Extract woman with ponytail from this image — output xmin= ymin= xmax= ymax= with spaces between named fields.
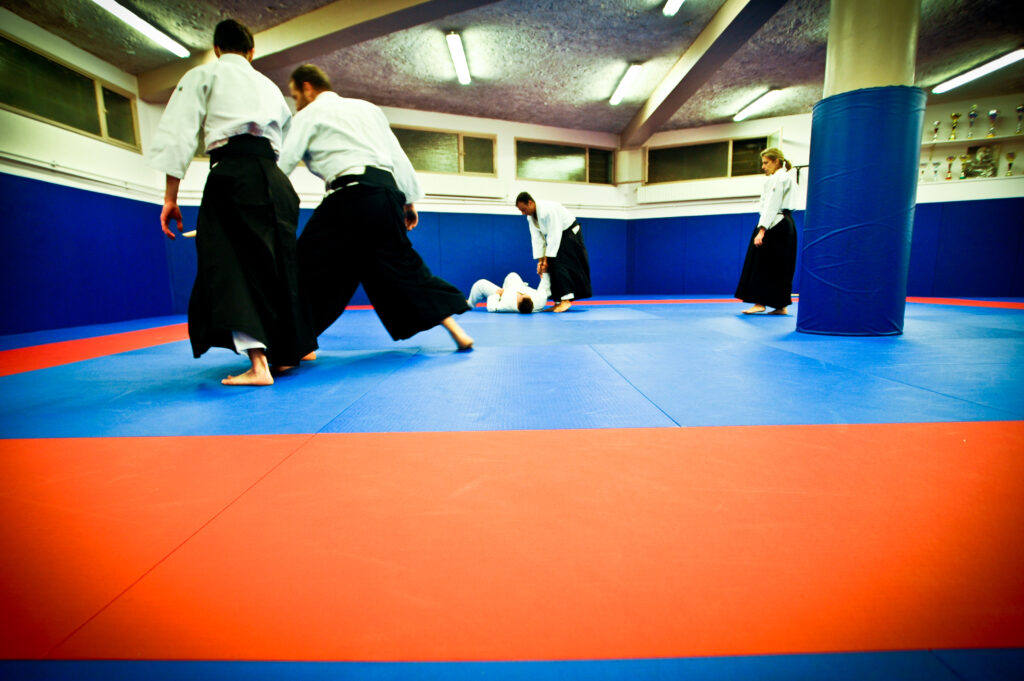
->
xmin=734 ymin=147 xmax=798 ymax=315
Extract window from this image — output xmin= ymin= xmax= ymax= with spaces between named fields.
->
xmin=731 ymin=137 xmax=769 ymax=176
xmin=0 ymin=33 xmax=139 ymax=149
xmin=391 ymin=126 xmax=495 ymax=175
xmin=516 ymin=140 xmax=614 ymax=184
xmin=647 ymin=136 xmax=769 ymax=183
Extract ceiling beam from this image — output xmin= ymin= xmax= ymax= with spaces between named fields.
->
xmin=619 ymin=0 xmax=789 ymax=148
xmin=137 ymin=0 xmax=500 ymax=102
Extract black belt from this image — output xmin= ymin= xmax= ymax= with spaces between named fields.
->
xmin=209 ymin=134 xmax=275 ymax=165
xmin=329 ymin=166 xmax=398 ymax=192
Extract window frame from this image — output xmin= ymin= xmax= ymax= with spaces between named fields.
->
xmin=0 ymin=29 xmax=142 ymax=153
xmin=644 ymin=136 xmax=771 ymax=185
xmin=514 ymin=137 xmax=616 ymax=186
xmin=390 ymin=124 xmax=497 ymax=177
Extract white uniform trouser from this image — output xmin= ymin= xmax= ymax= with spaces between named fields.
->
xmin=467 ymin=278 xmax=500 ymax=308
xmin=232 ymin=331 xmax=266 ymax=353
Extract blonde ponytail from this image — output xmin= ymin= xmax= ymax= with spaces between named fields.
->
xmin=761 ymin=147 xmax=792 ymax=171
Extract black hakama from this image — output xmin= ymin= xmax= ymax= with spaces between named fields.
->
xmin=548 ymin=223 xmax=592 ymax=302
xmin=734 ymin=210 xmax=797 ymax=310
xmin=297 ymin=171 xmax=469 ymax=340
xmin=188 ymin=135 xmax=316 ymax=366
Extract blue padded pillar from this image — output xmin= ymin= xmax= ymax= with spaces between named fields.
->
xmin=796 ymin=85 xmax=926 ymax=336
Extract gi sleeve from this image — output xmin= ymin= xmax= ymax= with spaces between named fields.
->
xmin=529 ymin=218 xmax=546 ymax=260
xmin=147 ymin=68 xmax=208 ymax=179
xmin=278 ymin=108 xmax=312 ymax=177
xmin=541 ymin=210 xmax=564 ymax=258
xmin=757 ymin=171 xmax=789 ymax=229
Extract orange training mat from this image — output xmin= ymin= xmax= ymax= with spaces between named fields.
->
xmin=0 ymin=324 xmax=188 ymax=377
xmin=2 ymin=421 xmax=1022 ymax=661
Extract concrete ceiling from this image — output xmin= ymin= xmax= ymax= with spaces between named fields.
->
xmin=5 ymin=0 xmax=1023 ymax=144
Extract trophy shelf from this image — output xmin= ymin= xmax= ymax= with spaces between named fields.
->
xmin=921 ymin=133 xmax=1022 ymax=149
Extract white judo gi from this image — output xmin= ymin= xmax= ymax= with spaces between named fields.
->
xmin=468 ymin=273 xmax=551 ymax=312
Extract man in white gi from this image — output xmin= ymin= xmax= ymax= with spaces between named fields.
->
xmin=149 ymin=19 xmax=315 ymax=386
xmin=515 ymin=192 xmax=592 ymax=312
xmin=468 ymin=273 xmax=551 ymax=313
xmin=279 ymin=65 xmax=473 ymax=350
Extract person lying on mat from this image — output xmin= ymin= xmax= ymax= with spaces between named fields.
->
xmin=467 ymin=272 xmax=551 ymax=313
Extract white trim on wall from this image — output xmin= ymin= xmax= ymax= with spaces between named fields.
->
xmin=2 ymin=8 xmax=1021 ymax=217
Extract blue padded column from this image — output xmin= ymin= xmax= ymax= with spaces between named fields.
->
xmin=796 ymin=85 xmax=926 ymax=335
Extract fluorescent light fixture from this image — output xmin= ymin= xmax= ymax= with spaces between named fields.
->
xmin=733 ymin=88 xmax=782 ymax=122
xmin=610 ymin=64 xmax=643 ymax=106
xmin=90 ymin=0 xmax=189 ymax=58
xmin=663 ymin=0 xmax=686 ymax=16
xmin=446 ymin=32 xmax=471 ymax=85
xmin=931 ymin=49 xmax=1024 ymax=94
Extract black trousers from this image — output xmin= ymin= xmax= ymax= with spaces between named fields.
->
xmin=298 ymin=181 xmax=469 ymax=340
xmin=734 ymin=211 xmax=797 ymax=310
xmin=189 ymin=135 xmax=316 ymax=366
xmin=548 ymin=223 xmax=592 ymax=302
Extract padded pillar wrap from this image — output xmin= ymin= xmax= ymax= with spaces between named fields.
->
xmin=796 ymin=86 xmax=925 ymax=336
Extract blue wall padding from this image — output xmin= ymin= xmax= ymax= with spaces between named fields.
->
xmin=0 ymin=173 xmax=175 ymax=335
xmin=797 ymin=86 xmax=927 ymax=336
xmin=930 ymin=198 xmax=1023 ymax=297
xmin=2 ymin=170 xmax=1022 ymax=335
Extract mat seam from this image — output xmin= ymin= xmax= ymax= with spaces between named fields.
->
xmin=587 ymin=344 xmax=682 ymax=428
xmin=42 ymin=432 xmax=321 ymax=658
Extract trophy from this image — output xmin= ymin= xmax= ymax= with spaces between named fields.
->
xmin=987 ymin=109 xmax=999 ymax=137
xmin=1008 ymin=152 xmax=1017 ymax=176
xmin=919 ymin=162 xmax=927 ymax=182
xmin=959 ymin=154 xmax=970 ymax=179
xmin=967 ymin=105 xmax=978 ymax=138
xmin=945 ymin=155 xmax=955 ymax=180
xmin=932 ymin=161 xmax=941 ymax=181
xmin=949 ymin=112 xmax=961 ymax=140
xmin=1017 ymin=105 xmax=1023 ymax=134
xmin=931 ymin=120 xmax=941 ymax=141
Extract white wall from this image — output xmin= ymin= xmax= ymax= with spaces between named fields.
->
xmin=2 ymin=7 xmax=1021 ymax=219
xmin=0 ymin=8 xmax=162 ymax=203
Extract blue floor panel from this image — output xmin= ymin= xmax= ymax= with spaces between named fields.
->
xmin=592 ymin=340 xmax=1017 ymax=427
xmin=1 ymin=301 xmax=1022 ymax=437
xmin=0 ymin=344 xmax=421 ymax=438
xmin=319 ymin=344 xmax=678 ymax=432
xmin=5 ymin=649 xmax=1020 ymax=680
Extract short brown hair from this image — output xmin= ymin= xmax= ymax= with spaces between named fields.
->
xmin=517 ymin=297 xmax=534 ymax=314
xmin=290 ymin=64 xmax=332 ymax=92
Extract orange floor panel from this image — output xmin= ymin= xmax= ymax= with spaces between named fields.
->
xmin=3 ymin=422 xmax=1020 ymax=662
xmin=0 ymin=435 xmax=313 ymax=657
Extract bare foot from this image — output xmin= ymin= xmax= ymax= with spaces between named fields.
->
xmin=222 ymin=349 xmax=274 ymax=386
xmin=742 ymin=305 xmax=766 ymax=314
xmin=222 ymin=369 xmax=274 ymax=386
xmin=441 ymin=316 xmax=474 ymax=351
xmin=302 ymin=351 xmax=317 ymax=361
xmin=768 ymin=307 xmax=788 ymax=315
xmin=553 ymin=300 xmax=572 ymax=313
